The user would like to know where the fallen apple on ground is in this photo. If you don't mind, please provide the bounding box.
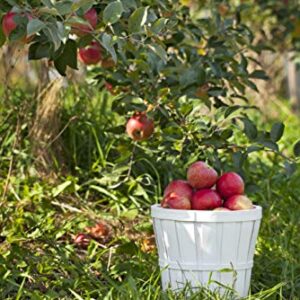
[73,233,91,248]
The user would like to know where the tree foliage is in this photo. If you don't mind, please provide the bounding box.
[0,0,299,175]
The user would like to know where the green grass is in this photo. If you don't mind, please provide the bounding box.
[0,86,299,299]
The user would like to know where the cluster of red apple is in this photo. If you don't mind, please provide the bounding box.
[2,8,103,66]
[161,161,254,211]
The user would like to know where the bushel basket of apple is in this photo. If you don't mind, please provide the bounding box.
[151,161,262,297]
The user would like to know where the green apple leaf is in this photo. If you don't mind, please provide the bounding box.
[103,1,124,25]
[242,118,257,140]
[27,19,46,36]
[293,140,300,157]
[270,122,284,142]
[128,6,148,33]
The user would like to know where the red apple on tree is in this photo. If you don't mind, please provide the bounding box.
[71,8,98,36]
[191,189,222,210]
[187,161,218,189]
[2,11,32,40]
[2,11,18,37]
[126,112,154,141]
[164,180,193,199]
[224,195,253,210]
[78,41,102,65]
[216,172,244,199]
[161,192,191,210]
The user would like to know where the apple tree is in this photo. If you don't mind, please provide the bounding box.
[0,0,299,201]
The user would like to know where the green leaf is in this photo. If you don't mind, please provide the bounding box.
[151,18,167,34]
[71,0,95,11]
[101,33,117,62]
[122,0,137,11]
[233,151,246,170]
[116,241,138,255]
[27,19,45,36]
[43,22,64,51]
[242,118,257,140]
[260,140,279,152]
[224,105,241,118]
[54,39,78,76]
[208,87,226,97]
[52,180,72,197]
[249,70,269,80]
[38,7,60,16]
[220,129,233,139]
[270,122,284,142]
[293,140,300,157]
[69,289,85,300]
[28,42,53,60]
[179,68,205,88]
[41,0,54,7]
[284,161,297,177]
[55,0,73,15]
[147,44,167,63]
[244,79,259,92]
[128,6,148,33]
[120,209,139,220]
[103,1,124,25]
[246,145,263,153]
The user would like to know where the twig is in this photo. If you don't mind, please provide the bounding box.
[51,201,82,213]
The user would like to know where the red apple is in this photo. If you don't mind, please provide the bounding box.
[2,11,32,40]
[161,192,191,210]
[2,11,17,37]
[78,41,102,65]
[164,180,193,199]
[126,112,154,141]
[104,82,117,95]
[187,161,218,189]
[216,172,244,199]
[105,82,113,91]
[71,8,98,35]
[224,195,253,210]
[73,233,91,248]
[191,189,222,210]
[86,222,110,241]
[213,207,231,211]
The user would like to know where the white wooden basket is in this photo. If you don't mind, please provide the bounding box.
[151,204,262,297]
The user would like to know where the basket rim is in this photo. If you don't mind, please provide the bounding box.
[151,204,262,222]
